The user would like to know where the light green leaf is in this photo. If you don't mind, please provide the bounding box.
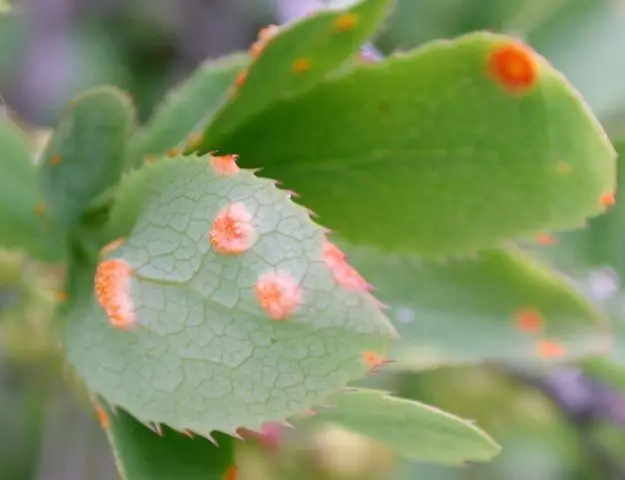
[202,0,393,144]
[300,388,500,465]
[64,155,395,437]
[340,241,607,368]
[100,403,236,480]
[127,53,249,168]
[0,118,65,261]
[202,31,615,256]
[40,86,135,231]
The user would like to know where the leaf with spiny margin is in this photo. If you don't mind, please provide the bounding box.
[100,402,236,480]
[40,86,135,231]
[126,53,249,169]
[201,0,393,144]
[296,388,500,465]
[63,155,395,437]
[0,118,65,261]
[202,31,616,256]
[338,240,607,369]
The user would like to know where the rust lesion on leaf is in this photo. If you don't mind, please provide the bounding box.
[486,41,539,94]
[334,13,359,32]
[513,307,543,333]
[292,57,312,74]
[536,339,566,359]
[255,270,302,320]
[209,202,256,254]
[95,258,135,329]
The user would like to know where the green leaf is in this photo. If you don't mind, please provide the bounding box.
[0,117,65,261]
[40,86,135,231]
[64,155,395,437]
[300,388,500,465]
[127,53,249,169]
[100,403,236,480]
[201,0,393,144]
[340,241,607,368]
[202,31,616,256]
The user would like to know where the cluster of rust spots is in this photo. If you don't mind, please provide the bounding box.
[209,202,256,254]
[487,42,539,94]
[323,240,371,292]
[334,13,358,32]
[94,402,110,429]
[210,154,240,176]
[95,258,135,329]
[255,270,302,321]
[514,307,566,359]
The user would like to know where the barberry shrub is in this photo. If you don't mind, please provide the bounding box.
[0,0,618,478]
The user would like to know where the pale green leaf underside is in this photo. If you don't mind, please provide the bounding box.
[203,32,616,256]
[302,388,501,465]
[40,86,135,230]
[127,53,249,168]
[202,0,393,143]
[341,241,607,368]
[102,403,235,480]
[0,118,64,261]
[64,156,395,436]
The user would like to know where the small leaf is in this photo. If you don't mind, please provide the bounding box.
[203,32,616,256]
[127,53,249,168]
[202,0,393,143]
[99,403,235,480]
[0,118,64,261]
[341,240,607,367]
[301,388,500,465]
[64,155,395,436]
[40,86,135,231]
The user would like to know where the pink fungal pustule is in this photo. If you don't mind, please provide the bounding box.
[323,240,371,292]
[255,270,301,320]
[209,202,256,254]
[94,259,135,329]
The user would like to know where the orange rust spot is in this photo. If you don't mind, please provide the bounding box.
[362,351,385,369]
[514,308,544,333]
[536,339,566,359]
[145,155,157,165]
[166,147,181,158]
[292,57,312,74]
[34,202,45,216]
[334,13,358,32]
[535,233,556,246]
[601,192,616,208]
[255,270,301,320]
[235,70,247,88]
[487,42,539,94]
[556,161,571,174]
[209,203,256,254]
[186,132,202,150]
[94,402,110,429]
[251,24,279,59]
[50,154,61,165]
[95,259,135,329]
[100,237,126,256]
[210,154,240,176]
[55,290,68,302]
[323,240,371,291]
[223,465,238,480]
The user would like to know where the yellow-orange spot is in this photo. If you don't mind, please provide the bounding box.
[536,339,566,359]
[186,132,202,150]
[323,240,371,291]
[235,70,247,88]
[601,192,616,208]
[50,154,61,165]
[210,154,240,176]
[535,233,556,246]
[255,270,301,320]
[34,202,45,216]
[556,161,571,174]
[95,259,135,329]
[362,351,384,369]
[166,147,181,158]
[292,57,311,74]
[514,308,543,333]
[209,203,256,254]
[55,290,68,302]
[487,42,539,94]
[334,13,358,32]
[94,402,110,429]
[223,465,238,480]
[145,155,157,165]
[100,237,126,256]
